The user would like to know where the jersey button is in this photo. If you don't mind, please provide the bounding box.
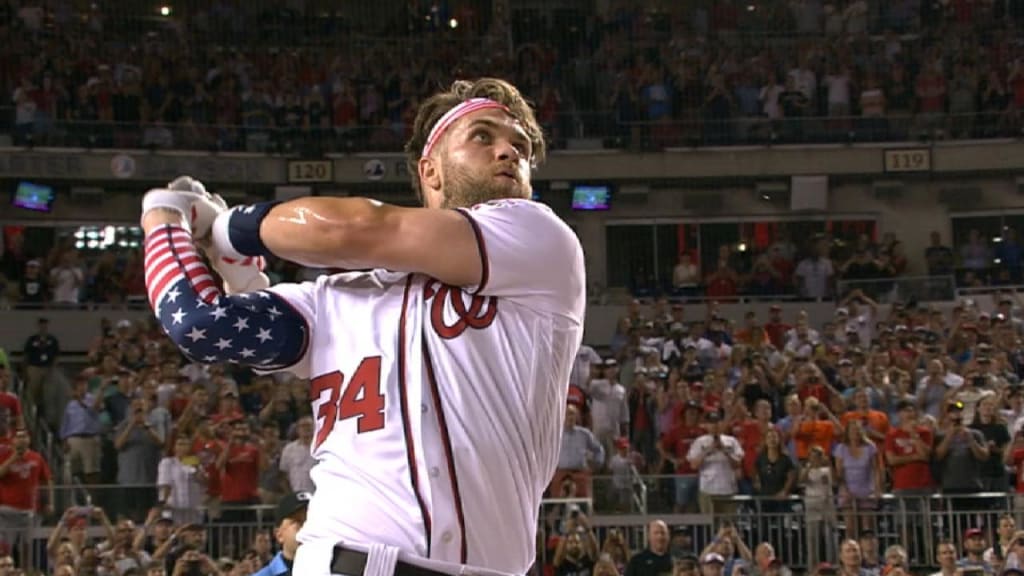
[442,531,453,543]
[429,467,440,478]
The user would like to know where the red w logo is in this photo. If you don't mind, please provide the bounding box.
[423,280,498,339]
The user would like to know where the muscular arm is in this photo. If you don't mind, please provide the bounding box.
[141,211,308,370]
[258,198,483,288]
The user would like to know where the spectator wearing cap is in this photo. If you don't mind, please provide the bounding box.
[959,529,995,574]
[661,400,705,513]
[571,344,603,391]
[591,359,630,456]
[137,507,175,558]
[211,388,244,427]
[607,437,639,511]
[701,553,727,576]
[21,316,59,421]
[552,404,604,498]
[936,401,989,512]
[17,260,46,306]
[250,491,309,569]
[624,520,673,576]
[687,409,744,517]
[157,436,206,526]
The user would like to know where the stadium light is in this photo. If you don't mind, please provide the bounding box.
[159,5,171,16]
[449,18,458,29]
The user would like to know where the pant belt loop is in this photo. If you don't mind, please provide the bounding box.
[364,543,400,576]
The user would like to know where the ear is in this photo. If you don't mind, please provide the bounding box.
[418,156,442,197]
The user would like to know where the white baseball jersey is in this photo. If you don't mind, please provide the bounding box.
[273,199,585,574]
[144,199,584,575]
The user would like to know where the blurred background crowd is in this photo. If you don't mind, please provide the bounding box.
[3,0,1024,575]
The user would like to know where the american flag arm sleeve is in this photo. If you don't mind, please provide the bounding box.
[144,224,309,370]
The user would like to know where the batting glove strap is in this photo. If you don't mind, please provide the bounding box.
[211,201,281,260]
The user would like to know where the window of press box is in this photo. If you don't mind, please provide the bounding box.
[605,217,878,290]
[71,225,144,251]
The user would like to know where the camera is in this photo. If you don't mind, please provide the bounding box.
[972,376,986,388]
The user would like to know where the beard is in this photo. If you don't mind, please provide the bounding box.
[438,157,528,209]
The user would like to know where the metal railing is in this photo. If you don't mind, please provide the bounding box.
[7,490,1022,572]
[836,274,958,303]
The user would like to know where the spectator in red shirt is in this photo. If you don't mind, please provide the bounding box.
[0,428,53,570]
[885,401,935,495]
[733,399,776,490]
[216,419,265,554]
[660,401,705,512]
[763,305,791,349]
[0,366,24,440]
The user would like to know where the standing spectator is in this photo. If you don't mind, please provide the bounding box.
[960,230,992,274]
[662,401,705,512]
[625,521,673,576]
[552,405,605,498]
[21,317,59,421]
[688,410,744,517]
[925,232,956,276]
[885,399,935,494]
[590,362,630,455]
[794,237,835,300]
[278,416,315,494]
[0,365,23,440]
[48,251,84,306]
[59,377,104,485]
[571,345,602,391]
[16,260,47,306]
[113,397,165,522]
[157,436,206,526]
[216,418,264,557]
[835,420,883,538]
[0,428,53,571]
[753,427,797,544]
[801,445,836,567]
[936,402,990,514]
[841,388,890,444]
[972,395,1012,492]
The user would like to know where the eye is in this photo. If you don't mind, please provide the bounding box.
[472,130,491,144]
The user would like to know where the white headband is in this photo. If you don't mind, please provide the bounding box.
[422,97,510,157]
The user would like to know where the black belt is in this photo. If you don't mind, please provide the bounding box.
[331,547,450,576]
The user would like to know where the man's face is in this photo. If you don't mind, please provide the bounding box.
[701,563,724,576]
[966,535,985,554]
[937,543,956,567]
[648,521,669,553]
[13,430,28,451]
[841,541,861,566]
[424,108,532,209]
[0,555,13,576]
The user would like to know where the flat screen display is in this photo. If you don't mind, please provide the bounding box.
[571,185,610,210]
[13,181,55,212]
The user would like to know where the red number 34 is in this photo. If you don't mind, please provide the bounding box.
[309,356,385,449]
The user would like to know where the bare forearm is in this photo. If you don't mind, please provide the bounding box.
[259,197,386,269]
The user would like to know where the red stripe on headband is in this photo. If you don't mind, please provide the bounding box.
[422,98,510,157]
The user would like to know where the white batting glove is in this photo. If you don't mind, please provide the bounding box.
[206,243,271,294]
[140,175,225,238]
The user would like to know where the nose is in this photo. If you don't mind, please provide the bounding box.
[495,137,521,162]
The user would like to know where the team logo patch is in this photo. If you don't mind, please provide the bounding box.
[423,280,497,339]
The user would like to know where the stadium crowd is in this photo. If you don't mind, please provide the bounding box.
[4,0,1024,152]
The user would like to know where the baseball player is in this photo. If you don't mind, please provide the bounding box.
[139,77,586,576]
